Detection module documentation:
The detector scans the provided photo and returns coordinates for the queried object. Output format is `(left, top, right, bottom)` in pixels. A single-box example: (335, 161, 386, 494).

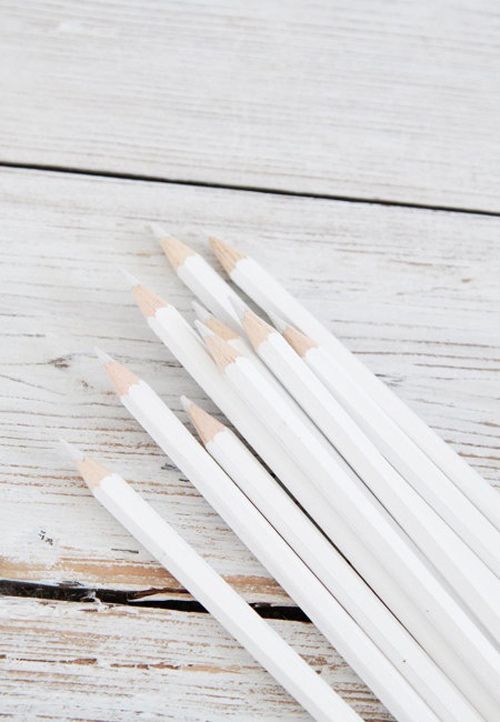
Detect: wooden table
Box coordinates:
(1, 2, 499, 720)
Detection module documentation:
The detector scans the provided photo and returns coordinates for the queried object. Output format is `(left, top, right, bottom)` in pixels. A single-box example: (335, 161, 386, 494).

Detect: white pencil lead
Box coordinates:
(194, 319, 215, 339)
(59, 438, 84, 463)
(94, 347, 114, 365)
(267, 310, 289, 333)
(180, 395, 193, 412)
(228, 295, 250, 322)
(192, 299, 212, 322)
(148, 221, 170, 240)
(119, 268, 140, 288)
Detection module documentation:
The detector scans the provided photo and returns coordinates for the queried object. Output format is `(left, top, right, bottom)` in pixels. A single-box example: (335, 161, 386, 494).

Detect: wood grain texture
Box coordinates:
(1, 165, 498, 600)
(1, 1, 500, 210)
(0, 596, 392, 721)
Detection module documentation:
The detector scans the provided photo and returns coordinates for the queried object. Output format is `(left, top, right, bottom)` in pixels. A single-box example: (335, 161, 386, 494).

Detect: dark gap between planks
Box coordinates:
(0, 580, 310, 622)
(1, 160, 499, 218)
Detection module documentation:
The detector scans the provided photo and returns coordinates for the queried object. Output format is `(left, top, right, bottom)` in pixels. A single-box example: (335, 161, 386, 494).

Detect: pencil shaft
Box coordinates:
(139, 302, 498, 717)
(120, 381, 439, 722)
(304, 345, 500, 576)
(221, 354, 500, 714)
(229, 255, 500, 530)
(253, 331, 500, 636)
(92, 473, 355, 722)
(152, 306, 396, 525)
(206, 427, 481, 722)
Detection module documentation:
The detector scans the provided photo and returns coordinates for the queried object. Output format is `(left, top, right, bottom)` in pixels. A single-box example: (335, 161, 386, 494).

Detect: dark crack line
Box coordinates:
(1, 160, 499, 218)
(0, 579, 311, 622)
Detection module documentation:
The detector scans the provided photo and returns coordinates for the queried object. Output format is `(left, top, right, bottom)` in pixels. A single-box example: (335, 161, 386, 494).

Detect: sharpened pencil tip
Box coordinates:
(148, 222, 170, 240)
(194, 319, 215, 339)
(204, 333, 242, 369)
(94, 347, 114, 365)
(192, 300, 211, 322)
(180, 395, 193, 412)
(209, 236, 245, 273)
(120, 268, 140, 288)
(267, 311, 288, 333)
(59, 441, 109, 491)
(282, 324, 318, 356)
(132, 284, 168, 317)
(240, 307, 274, 349)
(183, 399, 226, 444)
(59, 439, 84, 463)
(159, 233, 196, 270)
(204, 313, 241, 341)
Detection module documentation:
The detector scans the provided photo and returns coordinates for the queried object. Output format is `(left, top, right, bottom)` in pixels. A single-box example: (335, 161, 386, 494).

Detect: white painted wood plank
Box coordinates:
(1, 1, 500, 210)
(0, 166, 498, 598)
(0, 596, 392, 721)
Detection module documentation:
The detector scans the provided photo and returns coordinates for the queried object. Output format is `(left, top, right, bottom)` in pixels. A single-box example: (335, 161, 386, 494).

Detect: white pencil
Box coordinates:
(236, 305, 500, 636)
(155, 235, 431, 524)
(153, 224, 240, 327)
(128, 275, 389, 520)
(96, 354, 440, 722)
(126, 279, 332, 518)
(209, 236, 500, 531)
(192, 300, 249, 355)
(127, 281, 499, 717)
(62, 443, 356, 722)
(199, 327, 500, 718)
(183, 398, 482, 722)
(277, 319, 500, 578)
(191, 297, 299, 405)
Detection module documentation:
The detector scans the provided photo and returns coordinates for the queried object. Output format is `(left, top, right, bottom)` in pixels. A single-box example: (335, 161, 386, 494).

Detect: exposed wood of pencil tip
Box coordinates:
(105, 360, 141, 396)
(160, 234, 196, 270)
(132, 284, 168, 318)
(77, 457, 111, 490)
(185, 400, 227, 445)
(242, 309, 275, 350)
(209, 236, 246, 273)
(204, 333, 243, 369)
(205, 314, 241, 341)
(283, 324, 319, 357)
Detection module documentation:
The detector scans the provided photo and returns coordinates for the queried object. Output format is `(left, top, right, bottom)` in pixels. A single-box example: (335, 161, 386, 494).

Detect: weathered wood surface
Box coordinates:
(0, 596, 392, 721)
(3, 3, 500, 717)
(2, 1, 500, 211)
(1, 165, 499, 600)
(1, 164, 498, 721)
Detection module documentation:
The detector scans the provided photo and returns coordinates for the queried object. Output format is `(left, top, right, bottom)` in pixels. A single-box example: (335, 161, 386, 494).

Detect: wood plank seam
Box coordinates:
(0, 580, 310, 622)
(1, 160, 500, 219)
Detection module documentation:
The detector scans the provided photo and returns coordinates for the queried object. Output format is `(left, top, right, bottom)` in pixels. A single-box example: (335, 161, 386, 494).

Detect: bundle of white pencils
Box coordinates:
(62, 226, 500, 722)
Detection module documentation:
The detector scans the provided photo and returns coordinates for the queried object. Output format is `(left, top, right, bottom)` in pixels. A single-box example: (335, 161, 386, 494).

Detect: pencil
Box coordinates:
(126, 274, 367, 515)
(199, 324, 500, 717)
(191, 296, 305, 411)
(125, 276, 322, 525)
(124, 277, 499, 716)
(95, 353, 439, 722)
(183, 397, 482, 722)
(152, 223, 241, 327)
(209, 236, 500, 531)
(192, 300, 249, 355)
(153, 234, 390, 491)
(236, 305, 500, 636)
(276, 318, 500, 577)
(61, 441, 358, 722)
